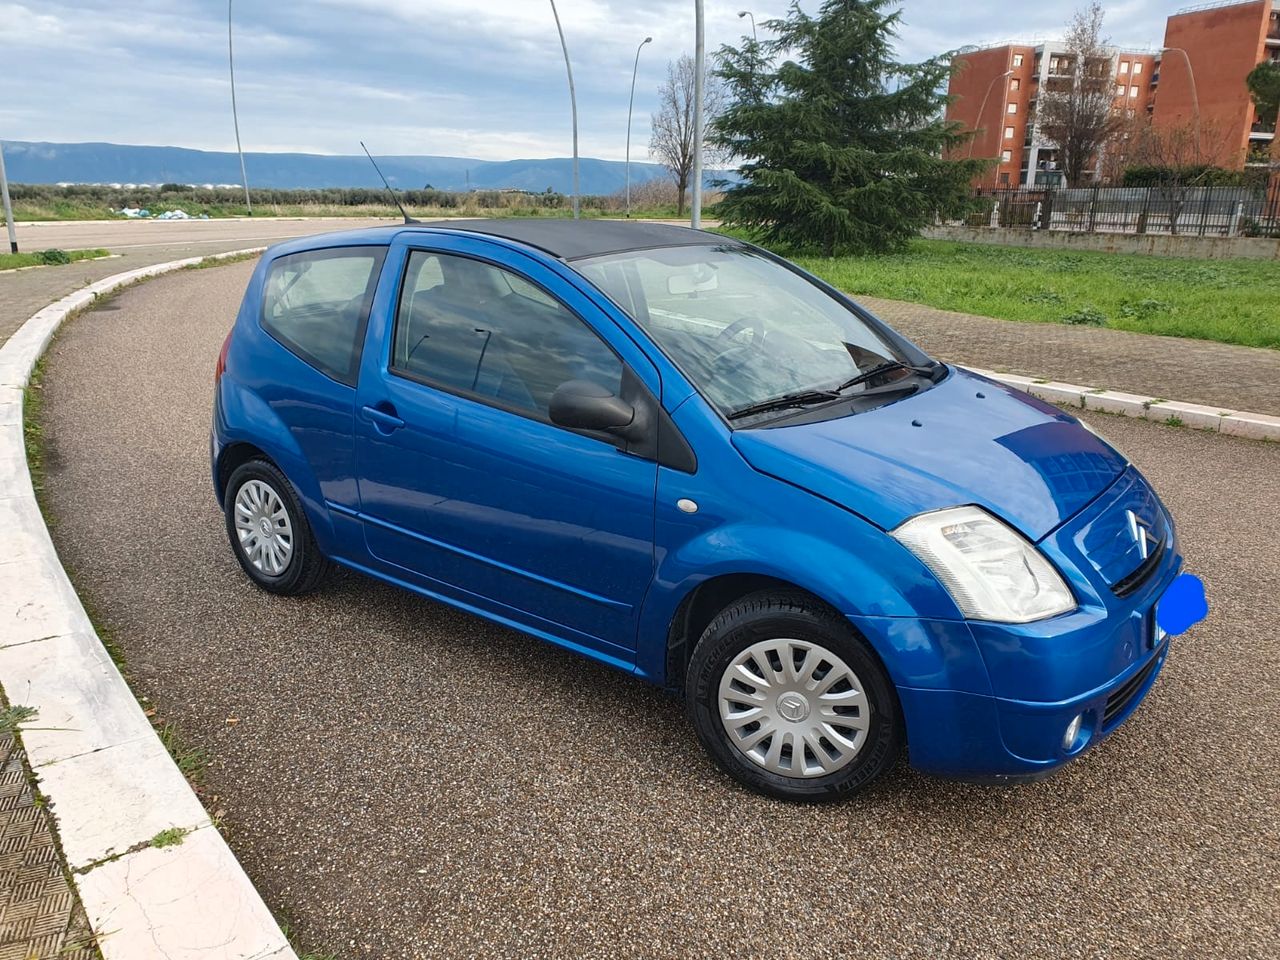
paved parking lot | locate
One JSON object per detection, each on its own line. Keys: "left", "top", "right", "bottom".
{"left": 36, "top": 259, "right": 1280, "bottom": 959}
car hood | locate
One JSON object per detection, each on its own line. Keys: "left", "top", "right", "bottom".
{"left": 731, "top": 368, "right": 1127, "bottom": 541}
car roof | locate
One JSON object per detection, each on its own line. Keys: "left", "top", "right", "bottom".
{"left": 421, "top": 218, "right": 725, "bottom": 260}
{"left": 263, "top": 219, "right": 730, "bottom": 263}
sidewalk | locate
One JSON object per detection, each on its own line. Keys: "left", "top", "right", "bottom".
{"left": 864, "top": 296, "right": 1280, "bottom": 418}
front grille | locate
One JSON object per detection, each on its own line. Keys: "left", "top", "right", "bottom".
{"left": 1103, "top": 654, "right": 1159, "bottom": 728}
{"left": 1111, "top": 539, "right": 1166, "bottom": 598}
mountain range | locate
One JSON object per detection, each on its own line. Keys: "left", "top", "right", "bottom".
{"left": 0, "top": 140, "right": 727, "bottom": 195}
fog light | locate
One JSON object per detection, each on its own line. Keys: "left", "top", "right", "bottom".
{"left": 1063, "top": 714, "right": 1083, "bottom": 751}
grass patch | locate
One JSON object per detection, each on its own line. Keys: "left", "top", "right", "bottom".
{"left": 23, "top": 356, "right": 47, "bottom": 498}
{"left": 184, "top": 250, "right": 263, "bottom": 270}
{"left": 278, "top": 920, "right": 339, "bottom": 960}
{"left": 156, "top": 722, "right": 209, "bottom": 783}
{"left": 149, "top": 827, "right": 189, "bottom": 849}
{"left": 0, "top": 705, "right": 39, "bottom": 737}
{"left": 0, "top": 248, "right": 110, "bottom": 271}
{"left": 785, "top": 239, "right": 1280, "bottom": 350}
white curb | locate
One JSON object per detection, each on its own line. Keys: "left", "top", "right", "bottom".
{"left": 0, "top": 248, "right": 298, "bottom": 960}
{"left": 962, "top": 366, "right": 1280, "bottom": 441}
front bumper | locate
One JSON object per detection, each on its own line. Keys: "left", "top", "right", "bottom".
{"left": 898, "top": 636, "right": 1170, "bottom": 782}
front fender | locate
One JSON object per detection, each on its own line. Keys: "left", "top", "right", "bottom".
{"left": 638, "top": 512, "right": 988, "bottom": 695}
{"left": 214, "top": 376, "right": 339, "bottom": 554}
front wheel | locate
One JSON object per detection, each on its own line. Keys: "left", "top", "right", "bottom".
{"left": 224, "top": 459, "right": 330, "bottom": 595}
{"left": 686, "top": 591, "right": 904, "bottom": 801}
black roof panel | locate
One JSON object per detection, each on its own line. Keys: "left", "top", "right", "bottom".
{"left": 416, "top": 218, "right": 726, "bottom": 260}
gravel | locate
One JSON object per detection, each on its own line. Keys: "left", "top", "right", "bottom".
{"left": 37, "top": 260, "right": 1280, "bottom": 959}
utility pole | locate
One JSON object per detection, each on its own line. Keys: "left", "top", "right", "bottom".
{"left": 691, "top": 0, "right": 705, "bottom": 229}
{"left": 549, "top": 0, "right": 581, "bottom": 219}
{"left": 228, "top": 0, "right": 252, "bottom": 216}
{"left": 0, "top": 142, "right": 16, "bottom": 253}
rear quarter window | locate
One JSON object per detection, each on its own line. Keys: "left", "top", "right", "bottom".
{"left": 260, "top": 246, "right": 387, "bottom": 385}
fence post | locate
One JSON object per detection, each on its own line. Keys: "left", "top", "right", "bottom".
{"left": 1032, "top": 201, "right": 1042, "bottom": 230}
{"left": 1087, "top": 185, "right": 1099, "bottom": 232}
{"left": 1040, "top": 188, "right": 1054, "bottom": 231}
{"left": 1228, "top": 200, "right": 1243, "bottom": 238}
{"left": 989, "top": 200, "right": 1000, "bottom": 228}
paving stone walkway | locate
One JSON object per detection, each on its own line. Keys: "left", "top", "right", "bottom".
{"left": 0, "top": 735, "right": 97, "bottom": 960}
{"left": 865, "top": 296, "right": 1280, "bottom": 417}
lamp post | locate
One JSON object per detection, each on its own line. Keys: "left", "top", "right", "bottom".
{"left": 967, "top": 68, "right": 1015, "bottom": 163}
{"left": 691, "top": 0, "right": 705, "bottom": 229}
{"left": 549, "top": 0, "right": 580, "bottom": 219}
{"left": 625, "top": 36, "right": 653, "bottom": 217}
{"left": 1160, "top": 47, "right": 1201, "bottom": 153}
{"left": 738, "top": 10, "right": 757, "bottom": 42}
{"left": 228, "top": 0, "right": 251, "bottom": 216}
{"left": 0, "top": 143, "right": 17, "bottom": 253}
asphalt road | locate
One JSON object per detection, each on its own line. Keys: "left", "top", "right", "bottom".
{"left": 39, "top": 259, "right": 1279, "bottom": 959}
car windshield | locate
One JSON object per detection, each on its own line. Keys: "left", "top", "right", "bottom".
{"left": 573, "top": 244, "right": 924, "bottom": 422}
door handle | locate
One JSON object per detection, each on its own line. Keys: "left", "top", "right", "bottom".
{"left": 360, "top": 403, "right": 405, "bottom": 434}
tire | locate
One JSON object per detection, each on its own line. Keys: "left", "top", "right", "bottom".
{"left": 224, "top": 458, "right": 330, "bottom": 595}
{"left": 685, "top": 590, "right": 903, "bottom": 801}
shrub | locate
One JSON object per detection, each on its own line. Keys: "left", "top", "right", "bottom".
{"left": 36, "top": 249, "right": 72, "bottom": 265}
{"left": 1062, "top": 305, "right": 1107, "bottom": 326}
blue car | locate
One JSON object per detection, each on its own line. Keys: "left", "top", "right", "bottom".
{"left": 212, "top": 220, "right": 1193, "bottom": 800}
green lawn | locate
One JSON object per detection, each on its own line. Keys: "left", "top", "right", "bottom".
{"left": 0, "top": 248, "right": 111, "bottom": 270}
{"left": 790, "top": 240, "right": 1280, "bottom": 350}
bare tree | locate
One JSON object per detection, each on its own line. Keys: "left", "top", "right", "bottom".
{"left": 650, "top": 54, "right": 726, "bottom": 216}
{"left": 1119, "top": 115, "right": 1234, "bottom": 233}
{"left": 1039, "top": 3, "right": 1122, "bottom": 187}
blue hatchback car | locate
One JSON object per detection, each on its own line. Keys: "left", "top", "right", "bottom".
{"left": 212, "top": 220, "right": 1191, "bottom": 800}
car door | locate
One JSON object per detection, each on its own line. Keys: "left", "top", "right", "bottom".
{"left": 353, "top": 234, "right": 660, "bottom": 659}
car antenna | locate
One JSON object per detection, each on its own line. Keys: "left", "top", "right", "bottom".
{"left": 360, "top": 141, "right": 420, "bottom": 224}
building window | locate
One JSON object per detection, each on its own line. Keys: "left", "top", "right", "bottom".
{"left": 1004, "top": 126, "right": 1015, "bottom": 139}
{"left": 1132, "top": 62, "right": 1143, "bottom": 75}
{"left": 1013, "top": 53, "right": 1024, "bottom": 67}
{"left": 1129, "top": 86, "right": 1139, "bottom": 98}
{"left": 1007, "top": 102, "right": 1017, "bottom": 114}
{"left": 1116, "top": 83, "right": 1125, "bottom": 96}
{"left": 1010, "top": 77, "right": 1021, "bottom": 91}
{"left": 1119, "top": 61, "right": 1129, "bottom": 74}
{"left": 1001, "top": 149, "right": 1013, "bottom": 162}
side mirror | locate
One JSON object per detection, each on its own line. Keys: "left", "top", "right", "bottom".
{"left": 549, "top": 380, "right": 635, "bottom": 432}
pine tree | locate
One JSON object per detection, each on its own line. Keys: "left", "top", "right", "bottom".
{"left": 711, "top": 0, "right": 986, "bottom": 256}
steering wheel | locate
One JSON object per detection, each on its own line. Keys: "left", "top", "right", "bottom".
{"left": 714, "top": 315, "right": 766, "bottom": 351}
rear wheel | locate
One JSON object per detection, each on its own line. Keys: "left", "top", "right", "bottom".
{"left": 686, "top": 591, "right": 903, "bottom": 801}
{"left": 224, "top": 459, "right": 330, "bottom": 595}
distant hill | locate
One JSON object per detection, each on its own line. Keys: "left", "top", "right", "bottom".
{"left": 0, "top": 140, "right": 730, "bottom": 195}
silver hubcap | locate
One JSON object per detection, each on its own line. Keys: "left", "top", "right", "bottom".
{"left": 233, "top": 479, "right": 294, "bottom": 576}
{"left": 718, "top": 638, "right": 871, "bottom": 779}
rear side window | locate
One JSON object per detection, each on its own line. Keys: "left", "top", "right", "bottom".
{"left": 260, "top": 246, "right": 386, "bottom": 385}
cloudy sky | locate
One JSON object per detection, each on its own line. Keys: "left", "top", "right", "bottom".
{"left": 4, "top": 0, "right": 1174, "bottom": 161}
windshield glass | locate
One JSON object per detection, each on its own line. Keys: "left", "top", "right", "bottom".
{"left": 573, "top": 244, "right": 922, "bottom": 421}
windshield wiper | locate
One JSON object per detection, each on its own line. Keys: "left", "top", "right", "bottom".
{"left": 727, "top": 389, "right": 840, "bottom": 421}
{"left": 835, "top": 359, "right": 936, "bottom": 393}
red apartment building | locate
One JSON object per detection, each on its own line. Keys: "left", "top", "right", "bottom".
{"left": 948, "top": 0, "right": 1280, "bottom": 186}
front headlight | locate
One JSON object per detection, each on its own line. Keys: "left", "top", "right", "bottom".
{"left": 892, "top": 506, "right": 1076, "bottom": 623}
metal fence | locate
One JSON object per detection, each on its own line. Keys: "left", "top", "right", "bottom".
{"left": 962, "top": 185, "right": 1280, "bottom": 238}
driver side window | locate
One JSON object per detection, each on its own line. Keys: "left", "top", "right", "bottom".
{"left": 391, "top": 250, "right": 623, "bottom": 420}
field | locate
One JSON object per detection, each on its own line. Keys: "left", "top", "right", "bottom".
{"left": 793, "top": 240, "right": 1280, "bottom": 350}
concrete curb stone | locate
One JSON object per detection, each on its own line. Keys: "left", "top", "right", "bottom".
{"left": 962, "top": 366, "right": 1280, "bottom": 441}
{"left": 0, "top": 248, "right": 297, "bottom": 960}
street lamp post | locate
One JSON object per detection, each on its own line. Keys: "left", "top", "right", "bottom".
{"left": 228, "top": 0, "right": 251, "bottom": 216}
{"left": 0, "top": 143, "right": 17, "bottom": 253}
{"left": 738, "top": 10, "right": 757, "bottom": 42}
{"left": 549, "top": 0, "right": 581, "bottom": 219}
{"left": 625, "top": 36, "right": 653, "bottom": 218}
{"left": 1160, "top": 47, "right": 1201, "bottom": 153}
{"left": 692, "top": 0, "right": 705, "bottom": 229}
{"left": 967, "top": 68, "right": 1015, "bottom": 168}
